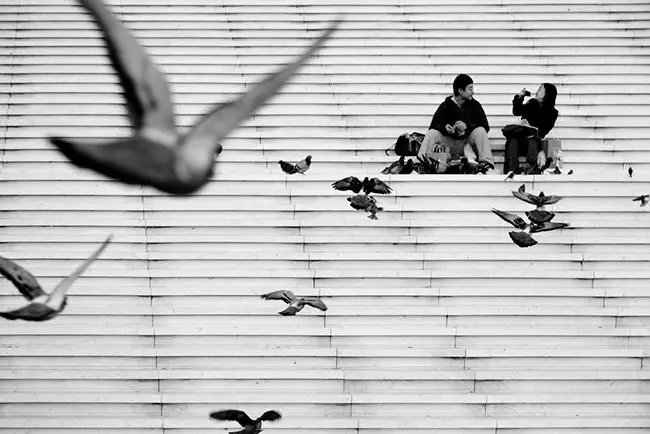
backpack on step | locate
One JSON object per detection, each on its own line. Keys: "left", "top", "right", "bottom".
{"left": 385, "top": 132, "right": 424, "bottom": 156}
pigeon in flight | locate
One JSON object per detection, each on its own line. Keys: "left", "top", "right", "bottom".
{"left": 332, "top": 177, "right": 391, "bottom": 195}
{"left": 633, "top": 194, "right": 649, "bottom": 207}
{"left": 509, "top": 231, "right": 538, "bottom": 248}
{"left": 278, "top": 155, "right": 312, "bottom": 175}
{"left": 210, "top": 409, "right": 281, "bottom": 434}
{"left": 512, "top": 184, "right": 562, "bottom": 207}
{"left": 331, "top": 176, "right": 364, "bottom": 193}
{"left": 348, "top": 194, "right": 383, "bottom": 220}
{"left": 261, "top": 290, "right": 327, "bottom": 316}
{"left": 491, "top": 208, "right": 528, "bottom": 230}
{"left": 0, "top": 236, "right": 112, "bottom": 322}
{"left": 503, "top": 171, "right": 515, "bottom": 181}
{"left": 629, "top": 167, "right": 634, "bottom": 178}
{"left": 50, "top": 0, "right": 339, "bottom": 195}
{"left": 525, "top": 209, "right": 555, "bottom": 224}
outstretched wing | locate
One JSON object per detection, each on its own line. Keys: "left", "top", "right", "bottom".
{"left": 0, "top": 257, "right": 46, "bottom": 301}
{"left": 279, "top": 305, "right": 302, "bottom": 316}
{"left": 332, "top": 177, "right": 361, "bottom": 192}
{"left": 538, "top": 193, "right": 562, "bottom": 206}
{"left": 512, "top": 190, "right": 539, "bottom": 206}
{"left": 210, "top": 410, "right": 253, "bottom": 427}
{"left": 48, "top": 236, "right": 112, "bottom": 304}
{"left": 260, "top": 290, "right": 295, "bottom": 304}
{"left": 302, "top": 298, "right": 328, "bottom": 312}
{"left": 180, "top": 19, "right": 342, "bottom": 154}
{"left": 529, "top": 222, "right": 570, "bottom": 233}
{"left": 491, "top": 209, "right": 528, "bottom": 230}
{"left": 259, "top": 410, "right": 282, "bottom": 422}
{"left": 364, "top": 178, "right": 392, "bottom": 195}
{"left": 0, "top": 303, "right": 58, "bottom": 322}
{"left": 77, "top": 0, "right": 176, "bottom": 137}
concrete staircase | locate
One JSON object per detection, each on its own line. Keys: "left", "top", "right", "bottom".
{"left": 1, "top": 0, "right": 650, "bottom": 433}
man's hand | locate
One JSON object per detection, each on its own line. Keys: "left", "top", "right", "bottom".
{"left": 518, "top": 88, "right": 528, "bottom": 97}
{"left": 445, "top": 124, "right": 455, "bottom": 134}
{"left": 454, "top": 120, "right": 467, "bottom": 131}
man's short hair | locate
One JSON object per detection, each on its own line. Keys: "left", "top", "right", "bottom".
{"left": 453, "top": 74, "right": 473, "bottom": 96}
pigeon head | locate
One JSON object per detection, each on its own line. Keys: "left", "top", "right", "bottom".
{"left": 305, "top": 155, "right": 312, "bottom": 164}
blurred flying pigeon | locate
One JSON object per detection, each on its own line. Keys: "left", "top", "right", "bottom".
{"left": 512, "top": 184, "right": 562, "bottom": 207}
{"left": 210, "top": 409, "right": 281, "bottom": 434}
{"left": 633, "top": 194, "right": 649, "bottom": 207}
{"left": 261, "top": 290, "right": 327, "bottom": 316}
{"left": 629, "top": 167, "right": 634, "bottom": 178}
{"left": 50, "top": 0, "right": 339, "bottom": 195}
{"left": 525, "top": 209, "right": 555, "bottom": 224}
{"left": 0, "top": 236, "right": 112, "bottom": 322}
{"left": 348, "top": 194, "right": 383, "bottom": 220}
{"left": 278, "top": 155, "right": 312, "bottom": 175}
{"left": 331, "top": 176, "right": 363, "bottom": 193}
{"left": 509, "top": 231, "right": 538, "bottom": 248}
{"left": 503, "top": 171, "right": 515, "bottom": 181}
{"left": 362, "top": 177, "right": 392, "bottom": 195}
{"left": 400, "top": 158, "right": 415, "bottom": 174}
{"left": 492, "top": 208, "right": 528, "bottom": 230}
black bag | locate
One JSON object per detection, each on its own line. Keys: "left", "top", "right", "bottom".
{"left": 385, "top": 132, "right": 424, "bottom": 156}
{"left": 502, "top": 123, "right": 538, "bottom": 139}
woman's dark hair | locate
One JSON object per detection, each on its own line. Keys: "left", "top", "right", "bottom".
{"left": 453, "top": 74, "right": 473, "bottom": 96}
{"left": 541, "top": 83, "right": 557, "bottom": 109}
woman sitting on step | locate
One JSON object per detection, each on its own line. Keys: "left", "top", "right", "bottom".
{"left": 502, "top": 83, "right": 559, "bottom": 174}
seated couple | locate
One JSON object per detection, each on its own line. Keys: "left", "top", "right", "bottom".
{"left": 418, "top": 74, "right": 558, "bottom": 175}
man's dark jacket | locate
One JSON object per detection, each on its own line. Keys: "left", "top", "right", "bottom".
{"left": 429, "top": 96, "right": 490, "bottom": 138}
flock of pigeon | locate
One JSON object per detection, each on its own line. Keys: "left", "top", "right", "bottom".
{"left": 1, "top": 0, "right": 648, "bottom": 431}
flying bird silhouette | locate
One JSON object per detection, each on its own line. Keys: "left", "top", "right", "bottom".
{"left": 525, "top": 209, "right": 555, "bottom": 224}
{"left": 509, "top": 231, "right": 538, "bottom": 248}
{"left": 347, "top": 194, "right": 383, "bottom": 220}
{"left": 0, "top": 236, "right": 112, "bottom": 322}
{"left": 210, "top": 409, "right": 281, "bottom": 434}
{"left": 491, "top": 208, "right": 528, "bottom": 230}
{"left": 260, "top": 290, "right": 327, "bottom": 316}
{"left": 629, "top": 167, "right": 634, "bottom": 178}
{"left": 512, "top": 184, "right": 562, "bottom": 207}
{"left": 278, "top": 155, "right": 311, "bottom": 175}
{"left": 633, "top": 194, "right": 649, "bottom": 207}
{"left": 503, "top": 171, "right": 515, "bottom": 181}
{"left": 331, "top": 176, "right": 363, "bottom": 193}
{"left": 49, "top": 0, "right": 339, "bottom": 195}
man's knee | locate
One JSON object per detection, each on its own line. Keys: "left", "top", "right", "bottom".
{"left": 469, "top": 127, "right": 488, "bottom": 139}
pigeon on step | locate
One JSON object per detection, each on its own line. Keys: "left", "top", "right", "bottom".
{"left": 50, "top": 0, "right": 339, "bottom": 194}
{"left": 278, "top": 155, "right": 312, "bottom": 175}
{"left": 381, "top": 156, "right": 406, "bottom": 175}
{"left": 261, "top": 290, "right": 328, "bottom": 316}
{"left": 210, "top": 409, "right": 281, "bottom": 434}
{"left": 0, "top": 236, "right": 112, "bottom": 322}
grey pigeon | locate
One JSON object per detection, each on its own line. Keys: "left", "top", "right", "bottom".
{"left": 210, "top": 409, "right": 281, "bottom": 434}
{"left": 509, "top": 231, "right": 538, "bottom": 248}
{"left": 261, "top": 290, "right": 327, "bottom": 316}
{"left": 347, "top": 194, "right": 384, "bottom": 220}
{"left": 0, "top": 236, "right": 112, "bottom": 322}
{"left": 512, "top": 184, "right": 562, "bottom": 207}
{"left": 279, "top": 155, "right": 311, "bottom": 175}
{"left": 362, "top": 177, "right": 392, "bottom": 195}
{"left": 526, "top": 209, "right": 555, "bottom": 224}
{"left": 50, "top": 0, "right": 339, "bottom": 195}
{"left": 381, "top": 156, "right": 406, "bottom": 175}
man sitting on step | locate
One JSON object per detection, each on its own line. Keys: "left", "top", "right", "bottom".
{"left": 418, "top": 74, "right": 495, "bottom": 174}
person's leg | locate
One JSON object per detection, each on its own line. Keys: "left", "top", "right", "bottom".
{"left": 525, "top": 136, "right": 542, "bottom": 167}
{"left": 468, "top": 127, "right": 494, "bottom": 168}
{"left": 503, "top": 137, "right": 520, "bottom": 174}
{"left": 419, "top": 129, "right": 457, "bottom": 158}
